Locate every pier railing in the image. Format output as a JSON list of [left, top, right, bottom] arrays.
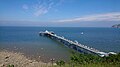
[[39, 30, 117, 57]]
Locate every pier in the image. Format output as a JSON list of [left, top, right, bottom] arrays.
[[39, 30, 116, 57]]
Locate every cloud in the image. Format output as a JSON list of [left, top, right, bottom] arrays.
[[33, 0, 53, 16], [54, 12, 120, 23], [22, 0, 64, 16], [34, 7, 48, 16], [22, 4, 29, 10], [33, 0, 64, 16]]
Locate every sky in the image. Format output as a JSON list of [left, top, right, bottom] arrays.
[[0, 0, 120, 27]]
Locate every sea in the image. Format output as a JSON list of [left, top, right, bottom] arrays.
[[0, 26, 120, 62]]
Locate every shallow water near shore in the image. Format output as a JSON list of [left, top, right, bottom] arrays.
[[0, 26, 120, 62]]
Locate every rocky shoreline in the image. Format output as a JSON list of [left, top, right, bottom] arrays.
[[0, 50, 51, 67]]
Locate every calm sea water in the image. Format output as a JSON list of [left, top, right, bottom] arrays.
[[0, 26, 120, 62]]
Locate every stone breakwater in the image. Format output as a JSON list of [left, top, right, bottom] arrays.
[[0, 50, 51, 67]]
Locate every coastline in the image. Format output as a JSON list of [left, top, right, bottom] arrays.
[[0, 50, 51, 67]]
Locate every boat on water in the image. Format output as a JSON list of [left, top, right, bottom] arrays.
[[81, 32, 84, 35]]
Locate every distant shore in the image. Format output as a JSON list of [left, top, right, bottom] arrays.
[[0, 50, 51, 67], [112, 24, 120, 28]]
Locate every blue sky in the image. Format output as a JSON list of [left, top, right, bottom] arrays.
[[0, 0, 120, 27]]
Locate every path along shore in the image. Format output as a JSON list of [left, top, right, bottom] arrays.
[[0, 50, 51, 67]]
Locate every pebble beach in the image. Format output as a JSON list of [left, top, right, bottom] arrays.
[[0, 50, 51, 67]]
